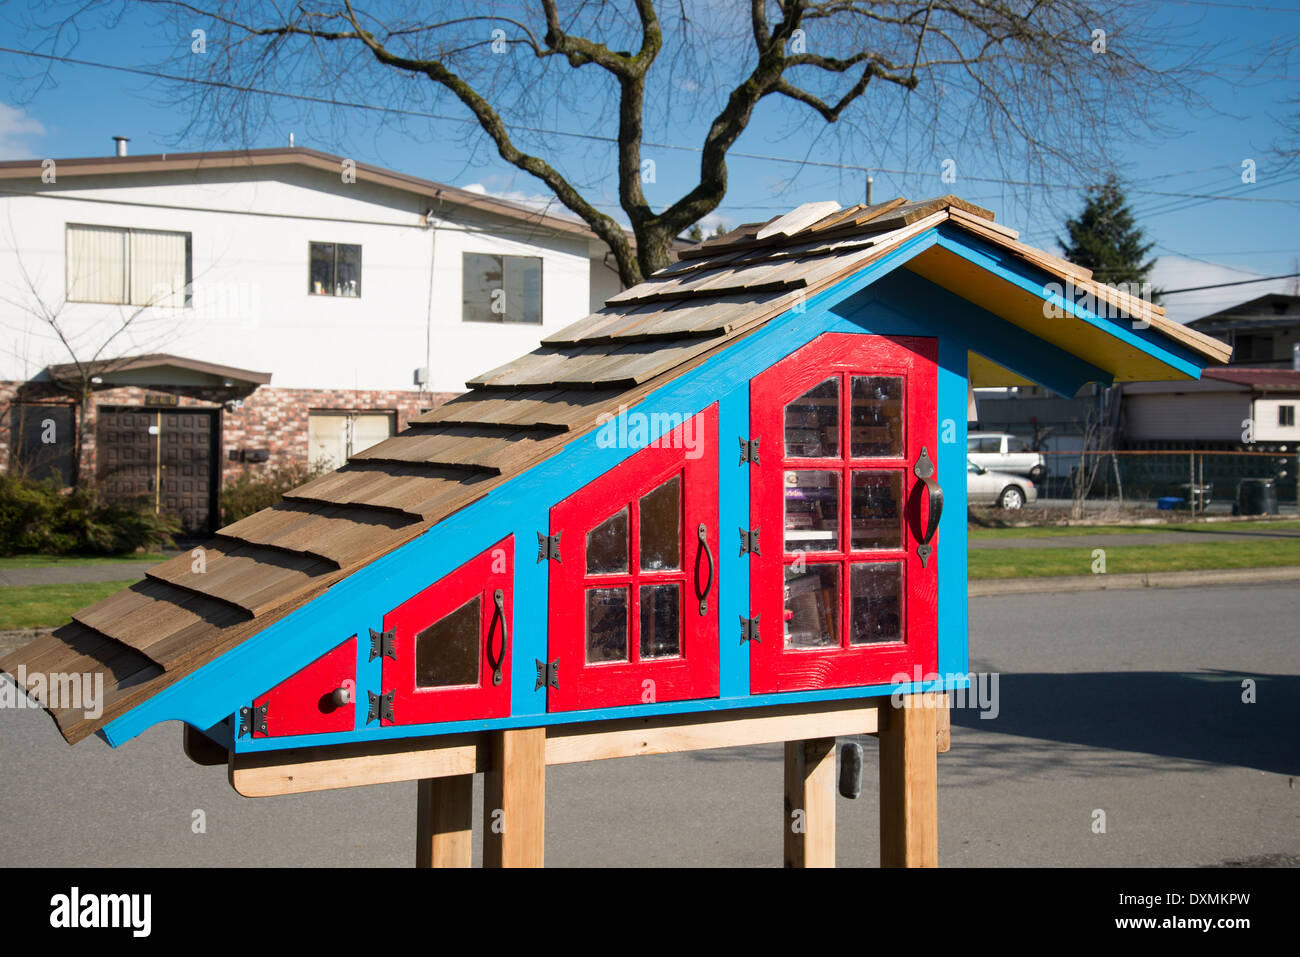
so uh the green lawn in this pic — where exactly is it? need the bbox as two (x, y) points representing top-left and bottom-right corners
(968, 520), (1300, 540)
(0, 552), (167, 570)
(969, 538), (1300, 579)
(0, 580), (138, 630)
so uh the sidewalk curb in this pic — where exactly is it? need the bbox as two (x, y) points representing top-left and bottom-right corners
(969, 565), (1300, 597)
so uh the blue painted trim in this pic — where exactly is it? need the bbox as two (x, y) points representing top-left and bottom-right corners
(222, 296), (973, 753)
(101, 229), (937, 748)
(717, 384), (751, 698)
(229, 675), (971, 752)
(102, 221), (1199, 748)
(864, 269), (1112, 397)
(933, 226), (1209, 379)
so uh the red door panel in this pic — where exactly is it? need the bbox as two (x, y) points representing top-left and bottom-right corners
(252, 636), (356, 737)
(750, 333), (938, 693)
(547, 406), (719, 712)
(381, 537), (513, 726)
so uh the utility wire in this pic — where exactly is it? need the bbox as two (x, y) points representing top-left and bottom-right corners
(2, 44), (1299, 206)
(1161, 272), (1300, 295)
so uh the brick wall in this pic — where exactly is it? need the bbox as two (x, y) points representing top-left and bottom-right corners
(219, 386), (458, 482)
(1, 380), (458, 487)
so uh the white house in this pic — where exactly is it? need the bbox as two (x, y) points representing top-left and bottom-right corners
(1122, 369), (1300, 445)
(0, 144), (624, 533)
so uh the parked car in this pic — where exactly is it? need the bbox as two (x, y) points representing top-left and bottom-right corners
(967, 431), (1048, 482)
(968, 458), (1038, 509)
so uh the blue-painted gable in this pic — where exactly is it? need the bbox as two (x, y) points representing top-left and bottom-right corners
(101, 225), (1212, 749)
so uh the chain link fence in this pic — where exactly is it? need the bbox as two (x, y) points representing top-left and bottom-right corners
(1031, 449), (1299, 514)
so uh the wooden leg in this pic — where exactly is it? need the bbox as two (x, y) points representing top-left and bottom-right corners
(416, 774), (473, 868)
(879, 693), (939, 867)
(482, 727), (546, 868)
(783, 737), (837, 868)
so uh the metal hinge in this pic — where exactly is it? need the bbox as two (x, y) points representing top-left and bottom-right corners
(368, 627), (396, 662)
(739, 614), (761, 644)
(738, 526), (761, 556)
(536, 531), (562, 563)
(534, 658), (559, 691)
(738, 436), (761, 465)
(238, 701), (268, 738)
(367, 689), (394, 725)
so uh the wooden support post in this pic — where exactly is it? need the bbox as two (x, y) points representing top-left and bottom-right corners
(783, 737), (837, 868)
(482, 727), (546, 868)
(416, 774), (473, 868)
(879, 694), (939, 868)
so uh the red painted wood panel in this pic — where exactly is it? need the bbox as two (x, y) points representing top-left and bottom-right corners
(749, 333), (938, 693)
(381, 537), (513, 725)
(547, 406), (719, 711)
(253, 636), (356, 737)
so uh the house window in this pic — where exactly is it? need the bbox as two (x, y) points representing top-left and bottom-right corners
(546, 406), (719, 711)
(750, 333), (939, 694)
(1280, 405), (1296, 428)
(308, 242), (362, 297)
(307, 411), (395, 470)
(1234, 333), (1272, 363)
(8, 404), (76, 486)
(462, 253), (542, 324)
(66, 224), (191, 307)
(380, 539), (513, 726)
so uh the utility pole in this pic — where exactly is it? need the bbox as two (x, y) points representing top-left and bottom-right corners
(866, 175), (874, 206)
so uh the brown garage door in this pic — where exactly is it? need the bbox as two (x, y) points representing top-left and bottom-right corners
(96, 407), (218, 536)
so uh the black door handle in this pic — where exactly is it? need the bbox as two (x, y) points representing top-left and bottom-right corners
(487, 588), (508, 686)
(913, 446), (943, 568)
(695, 523), (714, 615)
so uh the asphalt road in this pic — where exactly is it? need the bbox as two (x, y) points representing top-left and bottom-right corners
(1, 582), (1296, 867)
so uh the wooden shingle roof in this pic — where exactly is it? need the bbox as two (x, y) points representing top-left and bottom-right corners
(0, 195), (1232, 743)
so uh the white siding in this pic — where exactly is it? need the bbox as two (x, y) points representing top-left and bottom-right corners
(0, 165), (600, 393)
(1253, 397), (1300, 442)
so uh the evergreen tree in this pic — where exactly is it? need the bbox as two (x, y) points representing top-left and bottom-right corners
(1059, 175), (1159, 302)
(684, 222), (728, 242)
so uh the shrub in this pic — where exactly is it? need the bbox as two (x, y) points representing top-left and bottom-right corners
(0, 474), (180, 556)
(219, 462), (332, 525)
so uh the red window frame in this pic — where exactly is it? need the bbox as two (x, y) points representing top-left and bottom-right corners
(380, 537), (513, 725)
(749, 333), (939, 694)
(251, 636), (356, 738)
(547, 406), (719, 712)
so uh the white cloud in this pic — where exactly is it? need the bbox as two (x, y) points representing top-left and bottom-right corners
(0, 104), (46, 159)
(1152, 256), (1294, 324)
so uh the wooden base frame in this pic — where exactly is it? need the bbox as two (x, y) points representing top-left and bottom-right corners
(223, 693), (949, 868)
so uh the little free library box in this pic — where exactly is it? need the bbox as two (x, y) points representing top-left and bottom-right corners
(3, 196), (1229, 867)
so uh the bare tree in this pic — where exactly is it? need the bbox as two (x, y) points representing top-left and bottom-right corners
(0, 239), (189, 480)
(19, 1), (1212, 284)
(1069, 407), (1105, 520)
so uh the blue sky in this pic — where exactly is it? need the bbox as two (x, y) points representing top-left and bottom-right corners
(1, 0), (1296, 322)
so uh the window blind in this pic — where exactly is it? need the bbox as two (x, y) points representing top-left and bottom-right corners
(66, 224), (127, 304)
(129, 229), (188, 307)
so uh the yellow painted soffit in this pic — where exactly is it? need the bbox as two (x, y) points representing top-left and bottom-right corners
(905, 246), (1198, 383)
(967, 352), (1037, 388)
